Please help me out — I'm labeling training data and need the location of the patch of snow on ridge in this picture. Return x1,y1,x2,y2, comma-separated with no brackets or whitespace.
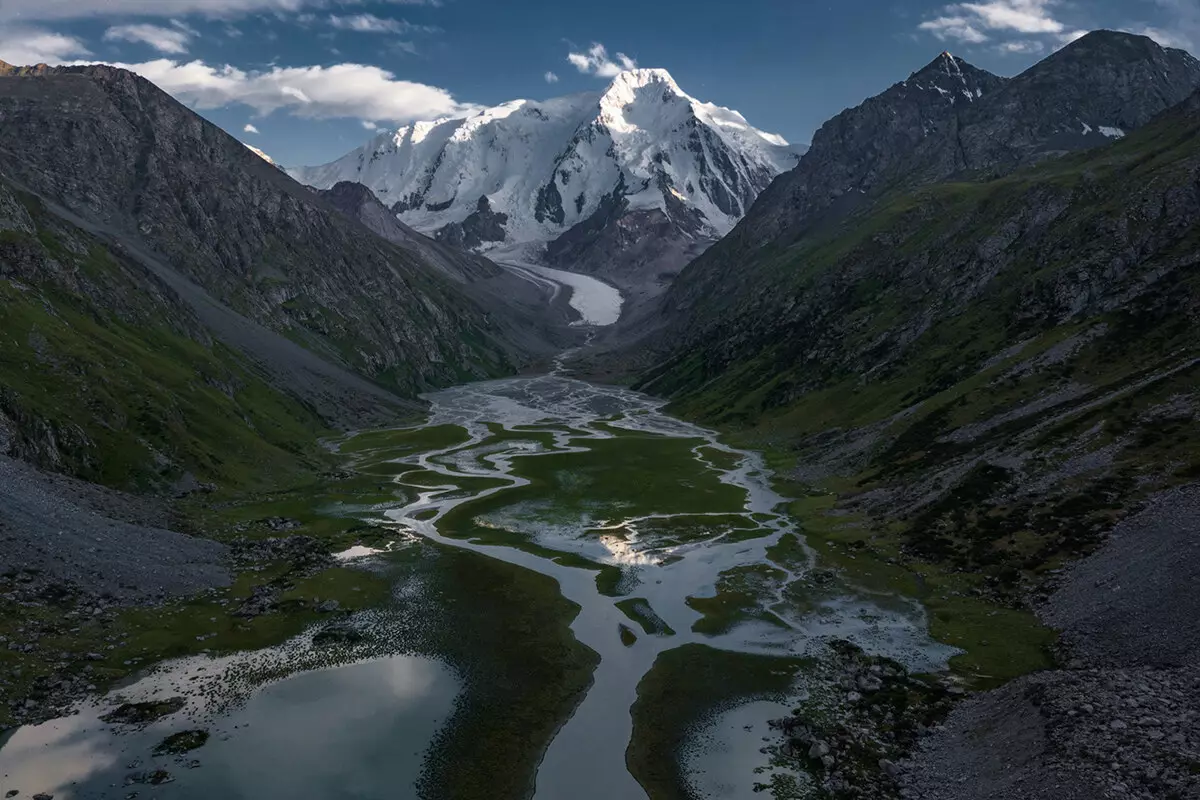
244,143,275,164
1099,126,1125,139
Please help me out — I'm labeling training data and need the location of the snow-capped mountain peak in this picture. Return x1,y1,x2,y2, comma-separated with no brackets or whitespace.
290,69,802,290
597,67,684,110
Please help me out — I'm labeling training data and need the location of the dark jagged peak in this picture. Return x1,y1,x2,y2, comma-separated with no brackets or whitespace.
808,50,1004,153
957,29,1200,169
904,50,1008,106
434,193,509,250
664,33,1200,309
709,51,1005,247
716,31,1199,244
915,51,965,77
1021,30,1200,91
322,179,378,209
319,181,502,283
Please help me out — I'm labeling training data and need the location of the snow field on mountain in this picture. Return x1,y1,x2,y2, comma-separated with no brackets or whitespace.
291,68,799,255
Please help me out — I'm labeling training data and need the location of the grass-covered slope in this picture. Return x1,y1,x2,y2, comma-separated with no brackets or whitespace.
0,181,329,491
638,90,1200,604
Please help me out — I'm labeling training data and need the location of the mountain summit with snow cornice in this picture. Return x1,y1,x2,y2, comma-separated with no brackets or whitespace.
291,68,802,300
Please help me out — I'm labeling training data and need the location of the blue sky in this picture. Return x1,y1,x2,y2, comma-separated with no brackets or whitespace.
0,1,1195,166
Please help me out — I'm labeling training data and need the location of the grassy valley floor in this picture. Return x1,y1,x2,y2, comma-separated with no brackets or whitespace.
0,379,1139,800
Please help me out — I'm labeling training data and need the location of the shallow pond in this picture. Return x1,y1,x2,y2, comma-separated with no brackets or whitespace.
0,650,457,800
684,699,808,799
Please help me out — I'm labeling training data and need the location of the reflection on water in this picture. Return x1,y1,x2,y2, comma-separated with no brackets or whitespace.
684,700,810,799
0,655,457,800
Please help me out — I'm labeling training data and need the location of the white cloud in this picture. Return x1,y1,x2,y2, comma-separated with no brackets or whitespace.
0,0,437,22
567,43,637,78
919,0,1069,46
361,120,379,130
82,59,478,122
543,70,559,83
920,16,990,43
959,0,1063,34
0,27,91,65
244,123,260,133
328,14,433,34
923,0,1200,55
999,39,1045,53
104,24,192,54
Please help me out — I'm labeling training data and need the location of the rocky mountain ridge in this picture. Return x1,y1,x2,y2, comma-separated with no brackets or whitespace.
0,62,553,417
316,180,579,350
0,55,580,744
661,31,1200,316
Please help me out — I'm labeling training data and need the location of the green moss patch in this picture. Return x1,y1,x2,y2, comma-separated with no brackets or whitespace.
687,564,791,637
616,598,676,637
339,424,471,458
436,433,747,567
0,280,328,493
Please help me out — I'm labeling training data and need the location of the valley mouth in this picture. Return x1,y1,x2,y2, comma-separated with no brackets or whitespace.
4,27,1200,800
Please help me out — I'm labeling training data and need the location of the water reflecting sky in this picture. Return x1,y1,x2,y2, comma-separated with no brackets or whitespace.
0,655,458,800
